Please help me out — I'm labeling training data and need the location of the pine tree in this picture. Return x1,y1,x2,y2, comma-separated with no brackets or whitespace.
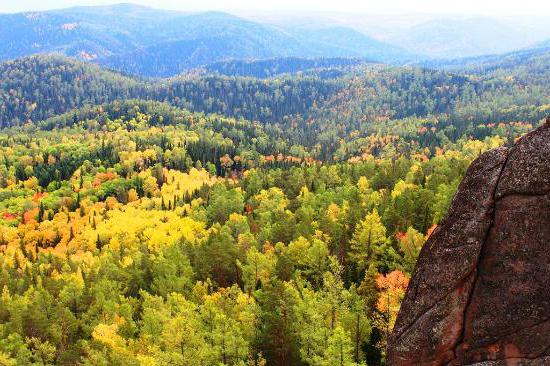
38,202,45,223
96,234,102,250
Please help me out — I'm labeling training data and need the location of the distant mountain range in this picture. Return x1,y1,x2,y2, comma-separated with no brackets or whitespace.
1,4,549,77
383,17,550,59
0,4,414,77
253,13,550,60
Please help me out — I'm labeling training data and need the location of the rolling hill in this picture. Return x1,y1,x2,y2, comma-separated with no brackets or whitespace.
418,45,550,76
2,51,549,132
198,57,367,78
0,54,343,127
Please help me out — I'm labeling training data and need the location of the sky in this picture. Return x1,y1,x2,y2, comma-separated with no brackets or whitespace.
1,0,550,16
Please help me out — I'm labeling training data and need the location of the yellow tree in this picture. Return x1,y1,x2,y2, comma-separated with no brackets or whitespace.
397,226,425,273
237,245,276,294
349,210,387,271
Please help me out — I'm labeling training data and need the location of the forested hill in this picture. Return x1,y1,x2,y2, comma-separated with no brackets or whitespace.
0,55,145,126
2,53,550,135
417,41,550,74
197,57,367,78
0,55,341,128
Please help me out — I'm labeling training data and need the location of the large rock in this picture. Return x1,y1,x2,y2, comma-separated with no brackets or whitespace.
388,119,550,366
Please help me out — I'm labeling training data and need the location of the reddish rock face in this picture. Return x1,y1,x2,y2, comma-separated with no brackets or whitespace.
388,119,550,366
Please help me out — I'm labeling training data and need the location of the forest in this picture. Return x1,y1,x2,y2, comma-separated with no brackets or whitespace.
0,49,548,366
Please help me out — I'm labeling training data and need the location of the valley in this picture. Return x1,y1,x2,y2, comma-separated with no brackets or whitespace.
0,3,549,366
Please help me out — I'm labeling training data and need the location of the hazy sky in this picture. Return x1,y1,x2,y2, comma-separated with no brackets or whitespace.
2,0,549,16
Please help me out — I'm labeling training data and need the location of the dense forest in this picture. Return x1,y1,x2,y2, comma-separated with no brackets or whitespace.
197,58,366,79
2,54,548,136
0,48,548,366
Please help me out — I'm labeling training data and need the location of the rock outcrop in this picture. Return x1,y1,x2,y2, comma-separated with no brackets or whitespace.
388,119,550,366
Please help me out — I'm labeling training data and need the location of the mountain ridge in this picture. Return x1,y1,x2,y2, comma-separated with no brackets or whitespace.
0,5,416,77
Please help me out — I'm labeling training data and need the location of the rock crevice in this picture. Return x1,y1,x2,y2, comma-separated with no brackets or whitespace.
451,140,513,362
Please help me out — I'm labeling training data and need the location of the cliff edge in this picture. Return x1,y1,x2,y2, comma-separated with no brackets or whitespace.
388,118,550,366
